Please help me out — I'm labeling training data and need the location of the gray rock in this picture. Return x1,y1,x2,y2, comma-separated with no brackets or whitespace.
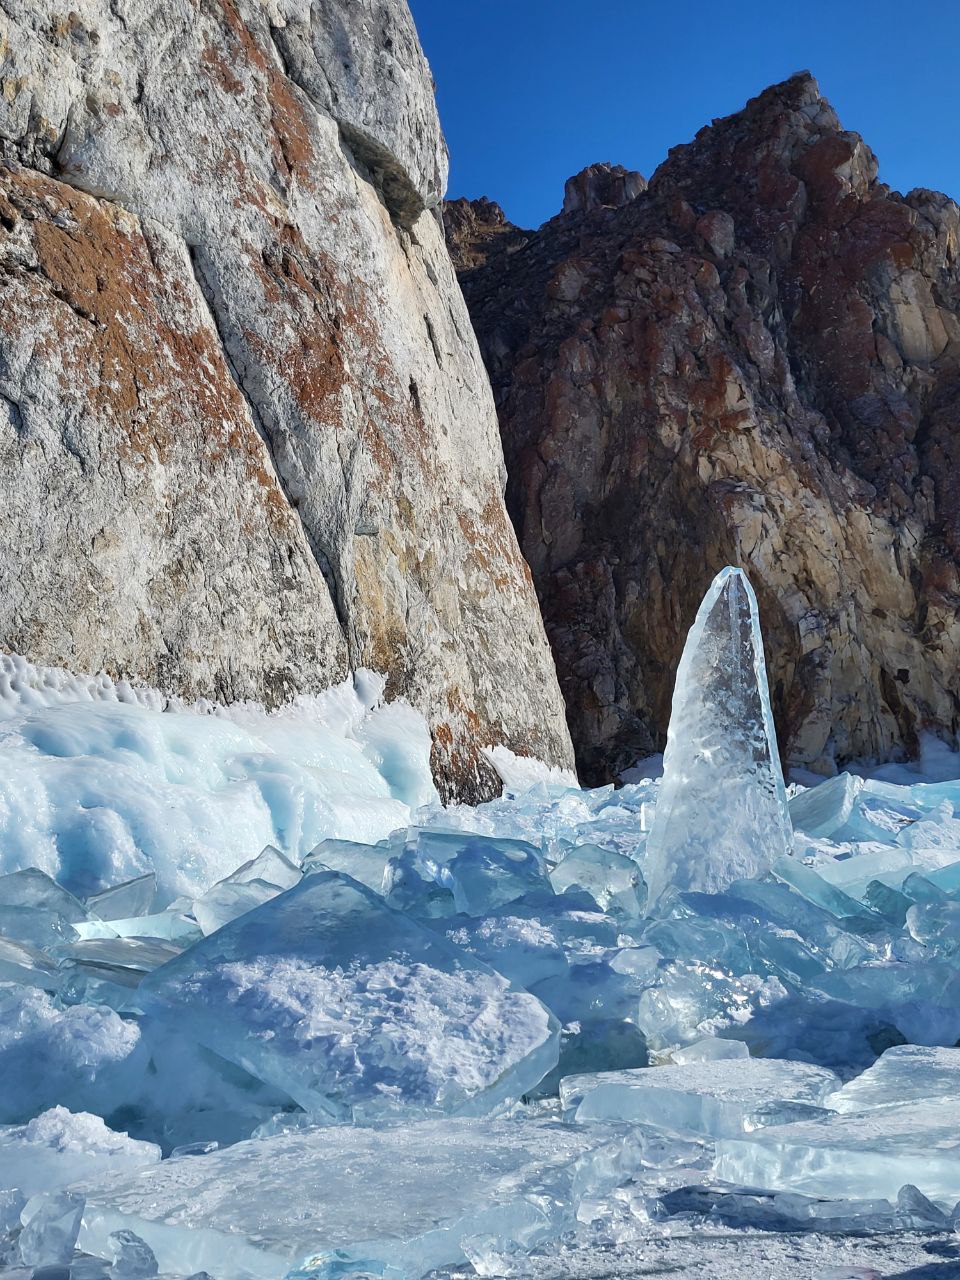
0,0,574,798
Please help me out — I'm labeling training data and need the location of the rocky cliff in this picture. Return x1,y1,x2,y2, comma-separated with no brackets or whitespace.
447,78,960,783
0,0,575,798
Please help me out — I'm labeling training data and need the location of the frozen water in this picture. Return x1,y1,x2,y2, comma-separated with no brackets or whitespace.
18,1189,85,1265
106,1229,160,1278
670,1037,750,1065
789,774,864,839
221,846,301,889
561,1058,838,1137
0,985,291,1150
772,858,887,929
2,648,960,1273
140,871,559,1120
715,1099,960,1204
301,838,392,892
441,911,570,990
0,868,88,922
384,829,552,918
77,1118,621,1280
86,874,157,922
549,844,647,917
0,1108,159,1197
191,880,283,937
0,660,435,900
825,1044,960,1112
644,568,793,906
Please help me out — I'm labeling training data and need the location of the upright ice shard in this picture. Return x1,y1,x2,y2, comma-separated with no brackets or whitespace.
644,567,793,906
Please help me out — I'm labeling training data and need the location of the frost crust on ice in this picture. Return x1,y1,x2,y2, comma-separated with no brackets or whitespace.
0,656,437,901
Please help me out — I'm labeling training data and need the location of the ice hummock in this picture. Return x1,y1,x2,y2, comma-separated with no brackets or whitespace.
644,568,793,906
139,871,560,1121
0,657,436,901
2,630,960,1273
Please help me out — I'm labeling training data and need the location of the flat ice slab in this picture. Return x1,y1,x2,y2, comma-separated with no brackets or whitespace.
77,1117,616,1280
715,1099,960,1204
560,1058,838,1137
825,1044,960,1113
140,871,559,1121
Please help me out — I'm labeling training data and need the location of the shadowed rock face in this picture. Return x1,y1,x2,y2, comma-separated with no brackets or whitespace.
446,73,960,784
0,0,574,800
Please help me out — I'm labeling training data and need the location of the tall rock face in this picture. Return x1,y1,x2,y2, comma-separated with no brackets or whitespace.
448,74,960,784
0,0,574,798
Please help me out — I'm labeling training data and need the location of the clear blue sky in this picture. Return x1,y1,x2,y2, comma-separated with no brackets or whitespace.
408,0,959,229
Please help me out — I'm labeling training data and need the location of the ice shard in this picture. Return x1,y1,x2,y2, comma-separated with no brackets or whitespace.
644,567,793,907
714,1099,960,1203
140,872,559,1121
0,1108,160,1198
560,1058,838,1137
825,1044,960,1113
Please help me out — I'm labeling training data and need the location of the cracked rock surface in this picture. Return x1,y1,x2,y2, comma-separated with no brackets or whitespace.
447,78,960,784
0,0,574,799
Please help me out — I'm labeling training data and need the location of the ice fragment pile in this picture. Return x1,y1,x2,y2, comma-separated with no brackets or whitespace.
3,570,960,1276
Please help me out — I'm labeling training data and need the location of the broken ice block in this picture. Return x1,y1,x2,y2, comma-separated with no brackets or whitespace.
223,846,301,889
105,1228,159,1278
441,910,569,990
906,899,960,954
18,1189,84,1265
302,838,392,893
715,1099,960,1203
384,830,551,918
811,961,960,1046
78,1118,618,1280
140,871,559,1120
191,879,281,936
0,935,60,990
0,868,88,922
56,936,185,1009
788,773,864,839
0,1108,159,1197
634,956,788,1052
549,844,647,917
670,1037,750,1065
0,903,78,950
561,1057,838,1137
811,845,913,903
772,857,886,930
86,874,157,922
644,568,793,906
825,1044,960,1113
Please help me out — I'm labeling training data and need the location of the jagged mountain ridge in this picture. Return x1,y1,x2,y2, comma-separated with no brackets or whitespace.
446,73,960,783
0,0,575,800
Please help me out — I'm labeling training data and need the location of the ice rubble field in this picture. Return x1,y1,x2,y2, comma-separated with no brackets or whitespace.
5,570,960,1278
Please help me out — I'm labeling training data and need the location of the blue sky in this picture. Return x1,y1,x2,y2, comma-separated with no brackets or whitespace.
408,0,959,228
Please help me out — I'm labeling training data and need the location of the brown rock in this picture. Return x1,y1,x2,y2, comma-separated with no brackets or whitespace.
562,163,647,215
448,72,960,783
